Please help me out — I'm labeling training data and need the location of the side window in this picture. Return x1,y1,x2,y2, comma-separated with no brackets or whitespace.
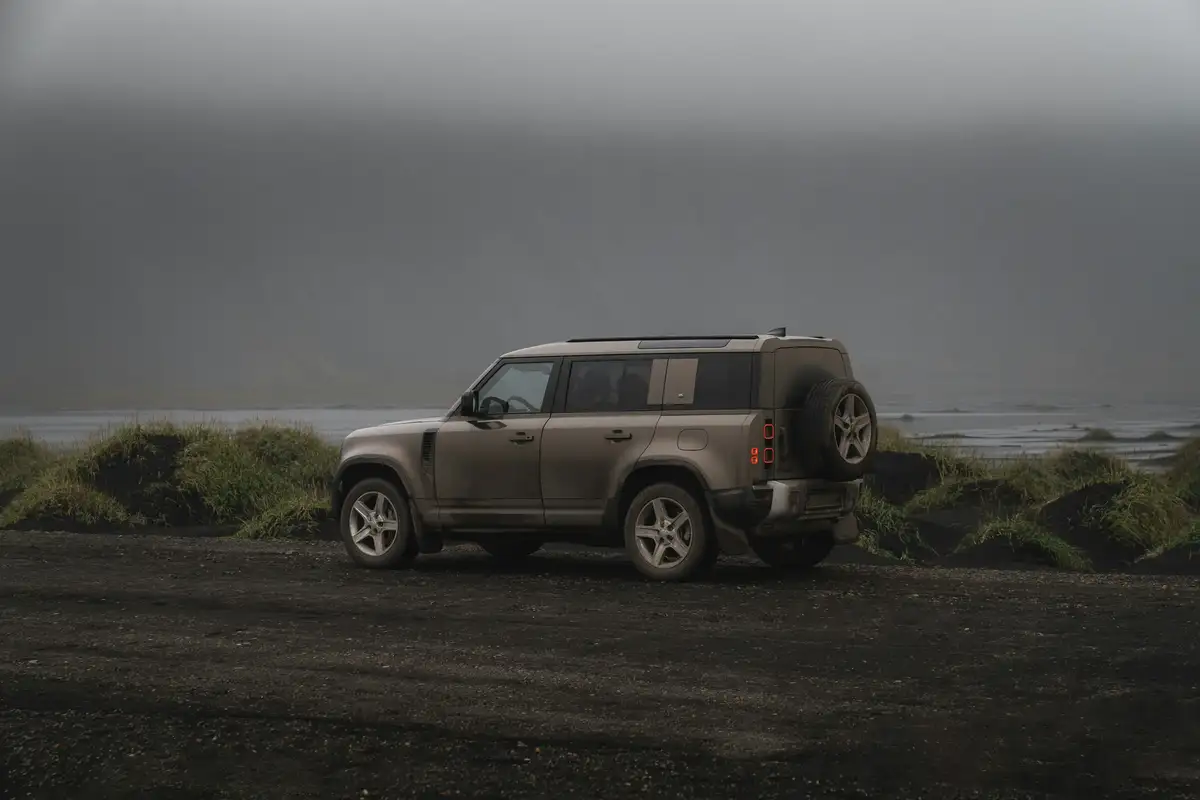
664,353,753,410
476,361,555,415
565,359,655,413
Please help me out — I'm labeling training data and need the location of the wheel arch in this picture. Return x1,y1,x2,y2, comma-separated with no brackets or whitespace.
612,459,712,531
332,457,415,519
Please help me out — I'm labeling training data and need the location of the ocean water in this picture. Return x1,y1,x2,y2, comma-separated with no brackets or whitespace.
1,403,1197,466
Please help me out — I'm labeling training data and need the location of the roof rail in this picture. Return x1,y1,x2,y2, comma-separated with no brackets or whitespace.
564,334,761,343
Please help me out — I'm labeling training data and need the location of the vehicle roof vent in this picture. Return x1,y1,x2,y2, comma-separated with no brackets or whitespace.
766,326,787,336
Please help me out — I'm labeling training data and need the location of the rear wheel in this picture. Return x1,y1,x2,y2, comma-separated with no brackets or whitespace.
339,478,418,569
477,535,543,561
751,530,835,571
623,482,714,582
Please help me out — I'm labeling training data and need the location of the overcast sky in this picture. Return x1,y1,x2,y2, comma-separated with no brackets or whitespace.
0,1,1198,410
5,0,1200,133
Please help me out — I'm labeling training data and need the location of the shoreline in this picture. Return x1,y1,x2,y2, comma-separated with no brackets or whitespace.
4,404,1197,465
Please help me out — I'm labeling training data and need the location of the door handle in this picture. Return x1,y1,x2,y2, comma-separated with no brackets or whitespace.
509,433,535,444
605,430,633,441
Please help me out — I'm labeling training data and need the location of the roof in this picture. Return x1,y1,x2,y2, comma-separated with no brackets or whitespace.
501,334,843,359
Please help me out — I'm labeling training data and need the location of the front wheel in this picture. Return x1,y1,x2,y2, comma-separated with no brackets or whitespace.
623,482,714,582
339,478,418,569
751,530,835,571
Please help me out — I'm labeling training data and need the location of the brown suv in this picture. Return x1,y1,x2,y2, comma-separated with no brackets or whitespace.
330,329,878,581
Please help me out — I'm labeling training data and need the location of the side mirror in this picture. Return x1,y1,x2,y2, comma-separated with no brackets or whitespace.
459,390,479,417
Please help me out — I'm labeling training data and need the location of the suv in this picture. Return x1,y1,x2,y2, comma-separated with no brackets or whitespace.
330,329,878,582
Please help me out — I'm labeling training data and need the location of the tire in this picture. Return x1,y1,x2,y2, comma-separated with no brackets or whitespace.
751,530,835,571
339,478,418,569
478,535,543,560
623,482,714,582
797,378,878,481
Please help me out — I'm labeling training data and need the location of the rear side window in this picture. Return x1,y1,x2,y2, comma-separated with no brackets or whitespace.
565,358,655,413
663,353,753,410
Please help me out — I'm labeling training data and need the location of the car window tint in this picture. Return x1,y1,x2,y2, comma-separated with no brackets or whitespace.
668,353,753,410
477,361,555,414
565,359,654,413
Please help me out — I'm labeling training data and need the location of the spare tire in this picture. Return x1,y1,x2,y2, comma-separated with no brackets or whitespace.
796,378,878,481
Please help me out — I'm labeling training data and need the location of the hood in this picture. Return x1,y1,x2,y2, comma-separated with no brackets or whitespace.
344,416,444,439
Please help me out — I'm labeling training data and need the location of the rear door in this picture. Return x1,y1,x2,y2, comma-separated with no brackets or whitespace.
540,356,663,528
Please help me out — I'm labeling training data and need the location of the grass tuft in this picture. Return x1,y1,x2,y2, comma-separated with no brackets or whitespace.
855,486,926,560
966,514,1092,572
237,489,332,540
1168,439,1200,510
1083,473,1190,552
0,434,57,502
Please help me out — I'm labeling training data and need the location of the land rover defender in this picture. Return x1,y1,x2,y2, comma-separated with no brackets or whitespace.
330,329,877,581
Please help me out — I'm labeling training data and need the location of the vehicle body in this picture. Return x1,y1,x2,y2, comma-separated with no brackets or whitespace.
330,329,878,581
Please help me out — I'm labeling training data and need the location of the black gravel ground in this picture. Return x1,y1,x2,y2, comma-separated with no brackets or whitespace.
2,531,1199,799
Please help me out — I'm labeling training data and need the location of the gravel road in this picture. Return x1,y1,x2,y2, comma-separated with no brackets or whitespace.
2,531,1199,799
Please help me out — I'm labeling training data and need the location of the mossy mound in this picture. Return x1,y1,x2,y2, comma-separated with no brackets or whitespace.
72,424,210,525
1132,519,1200,575
0,472,137,532
0,422,338,532
904,450,1134,516
1037,476,1189,569
861,429,1185,571
944,515,1090,572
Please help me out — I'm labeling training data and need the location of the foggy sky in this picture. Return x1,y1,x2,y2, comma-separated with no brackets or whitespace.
1,1,1199,411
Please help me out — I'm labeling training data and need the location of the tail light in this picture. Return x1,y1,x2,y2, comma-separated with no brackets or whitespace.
751,420,777,467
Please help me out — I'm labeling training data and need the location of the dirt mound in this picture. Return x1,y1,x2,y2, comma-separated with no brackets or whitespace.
908,508,984,555
938,536,1061,571
1131,541,1200,576
1037,482,1143,569
83,432,209,526
866,451,943,505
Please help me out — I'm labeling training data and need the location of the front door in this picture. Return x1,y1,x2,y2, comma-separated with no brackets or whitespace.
434,359,558,530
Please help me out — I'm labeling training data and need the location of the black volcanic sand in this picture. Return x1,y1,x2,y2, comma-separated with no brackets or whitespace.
3,532,1200,799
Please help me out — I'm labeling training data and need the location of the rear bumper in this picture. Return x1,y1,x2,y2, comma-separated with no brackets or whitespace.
708,478,862,532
